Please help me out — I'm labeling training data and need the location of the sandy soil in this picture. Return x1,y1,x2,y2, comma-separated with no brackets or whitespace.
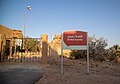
35,57,120,84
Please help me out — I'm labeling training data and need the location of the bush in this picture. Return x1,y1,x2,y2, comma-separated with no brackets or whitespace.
70,36,108,62
89,37,108,61
108,45,120,62
70,50,87,59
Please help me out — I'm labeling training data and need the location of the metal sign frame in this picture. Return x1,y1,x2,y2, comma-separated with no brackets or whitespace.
61,30,89,74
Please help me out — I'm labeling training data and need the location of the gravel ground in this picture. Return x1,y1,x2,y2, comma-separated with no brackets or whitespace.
35,58,120,84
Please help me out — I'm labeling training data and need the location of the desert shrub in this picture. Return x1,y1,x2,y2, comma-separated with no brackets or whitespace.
70,36,108,62
108,45,120,62
70,50,87,59
89,37,108,61
70,35,120,62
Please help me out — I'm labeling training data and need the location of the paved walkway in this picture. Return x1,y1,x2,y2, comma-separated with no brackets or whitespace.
0,63,43,84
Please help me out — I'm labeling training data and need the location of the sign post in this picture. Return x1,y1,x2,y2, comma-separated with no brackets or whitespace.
0,34,2,62
61,30,89,74
61,36,63,73
87,32,89,74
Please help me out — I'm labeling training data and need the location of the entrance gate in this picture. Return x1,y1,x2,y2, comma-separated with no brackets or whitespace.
0,37,42,62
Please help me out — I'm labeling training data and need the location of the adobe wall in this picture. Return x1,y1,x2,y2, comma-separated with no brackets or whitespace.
0,25,13,39
0,25,23,39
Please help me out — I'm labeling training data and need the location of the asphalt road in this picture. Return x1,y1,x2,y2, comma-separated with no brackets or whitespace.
0,63,43,84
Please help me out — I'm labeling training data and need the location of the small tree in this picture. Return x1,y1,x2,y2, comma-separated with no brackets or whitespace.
25,38,36,52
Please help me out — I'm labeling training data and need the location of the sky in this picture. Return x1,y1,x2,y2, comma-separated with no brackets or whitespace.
0,0,120,48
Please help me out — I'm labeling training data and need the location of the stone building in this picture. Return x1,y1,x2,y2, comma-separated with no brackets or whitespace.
0,24,23,59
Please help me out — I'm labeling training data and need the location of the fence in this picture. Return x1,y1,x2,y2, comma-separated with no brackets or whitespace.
0,37,42,62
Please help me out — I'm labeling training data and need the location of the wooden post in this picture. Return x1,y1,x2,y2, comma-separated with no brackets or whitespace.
42,34,48,64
